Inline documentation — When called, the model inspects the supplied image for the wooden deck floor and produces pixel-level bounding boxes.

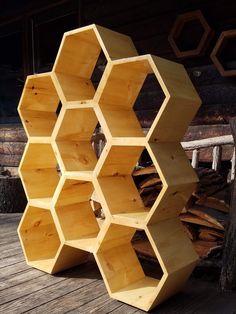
[1,214,236,314]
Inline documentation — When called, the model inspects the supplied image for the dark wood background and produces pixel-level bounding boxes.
[0,0,236,168]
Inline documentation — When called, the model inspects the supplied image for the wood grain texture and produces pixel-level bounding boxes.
[17,24,201,311]
[3,214,236,313]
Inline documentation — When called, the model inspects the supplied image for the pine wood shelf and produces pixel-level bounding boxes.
[52,106,99,172]
[18,204,88,274]
[53,175,100,253]
[52,24,138,105]
[18,24,201,311]
[18,73,60,138]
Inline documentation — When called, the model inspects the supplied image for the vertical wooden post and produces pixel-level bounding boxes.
[191,149,199,168]
[212,145,222,172]
[220,117,236,290]
[231,148,236,181]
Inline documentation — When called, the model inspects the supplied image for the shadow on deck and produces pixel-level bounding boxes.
[0,214,236,313]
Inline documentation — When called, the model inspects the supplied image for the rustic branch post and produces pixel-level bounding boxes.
[220,117,236,290]
[191,149,199,168]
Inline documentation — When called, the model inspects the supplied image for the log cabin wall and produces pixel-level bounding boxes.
[0,0,236,172]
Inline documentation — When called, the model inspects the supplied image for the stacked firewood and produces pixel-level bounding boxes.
[92,166,230,259]
[132,166,230,259]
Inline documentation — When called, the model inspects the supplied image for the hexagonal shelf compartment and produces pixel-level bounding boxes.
[168,10,213,58]
[19,143,60,204]
[18,204,88,274]
[52,105,106,173]
[146,142,199,224]
[94,144,163,227]
[94,222,198,311]
[53,175,101,252]
[95,54,200,141]
[18,72,61,137]
[52,24,137,104]
[211,29,236,77]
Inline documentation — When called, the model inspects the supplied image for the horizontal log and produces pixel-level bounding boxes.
[0,142,25,155]
[136,104,236,127]
[0,126,27,142]
[0,154,22,167]
[182,135,233,150]
[1,167,18,176]
[133,82,236,110]
[183,125,231,142]
[192,104,236,126]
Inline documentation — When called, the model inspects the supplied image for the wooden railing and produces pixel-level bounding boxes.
[92,132,235,180]
[181,135,235,180]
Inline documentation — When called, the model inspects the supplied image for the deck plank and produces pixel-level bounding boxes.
[1,214,236,313]
[67,294,122,314]
[25,279,105,314]
[0,268,44,291]
[0,262,99,313]
[0,261,31,279]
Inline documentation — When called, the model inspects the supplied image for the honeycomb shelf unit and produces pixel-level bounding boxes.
[211,29,236,77]
[18,24,201,311]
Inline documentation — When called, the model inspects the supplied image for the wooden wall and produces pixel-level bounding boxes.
[0,0,236,170]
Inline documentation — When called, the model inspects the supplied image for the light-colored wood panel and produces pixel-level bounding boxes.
[52,177,100,253]
[147,142,198,186]
[18,73,60,137]
[53,24,138,103]
[18,206,61,262]
[97,145,143,177]
[19,143,59,199]
[17,23,201,311]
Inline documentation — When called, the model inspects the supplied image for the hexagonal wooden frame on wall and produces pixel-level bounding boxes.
[211,29,236,77]
[168,10,213,58]
[17,24,201,311]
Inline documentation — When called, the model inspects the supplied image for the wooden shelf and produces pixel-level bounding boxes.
[168,10,213,58]
[94,144,156,227]
[94,223,162,311]
[95,56,157,138]
[19,142,60,199]
[95,220,199,311]
[18,205,61,270]
[52,24,137,104]
[112,277,159,310]
[211,29,236,77]
[66,233,98,253]
[28,198,53,209]
[53,176,100,253]
[17,24,202,311]
[18,73,60,137]
[52,106,100,172]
